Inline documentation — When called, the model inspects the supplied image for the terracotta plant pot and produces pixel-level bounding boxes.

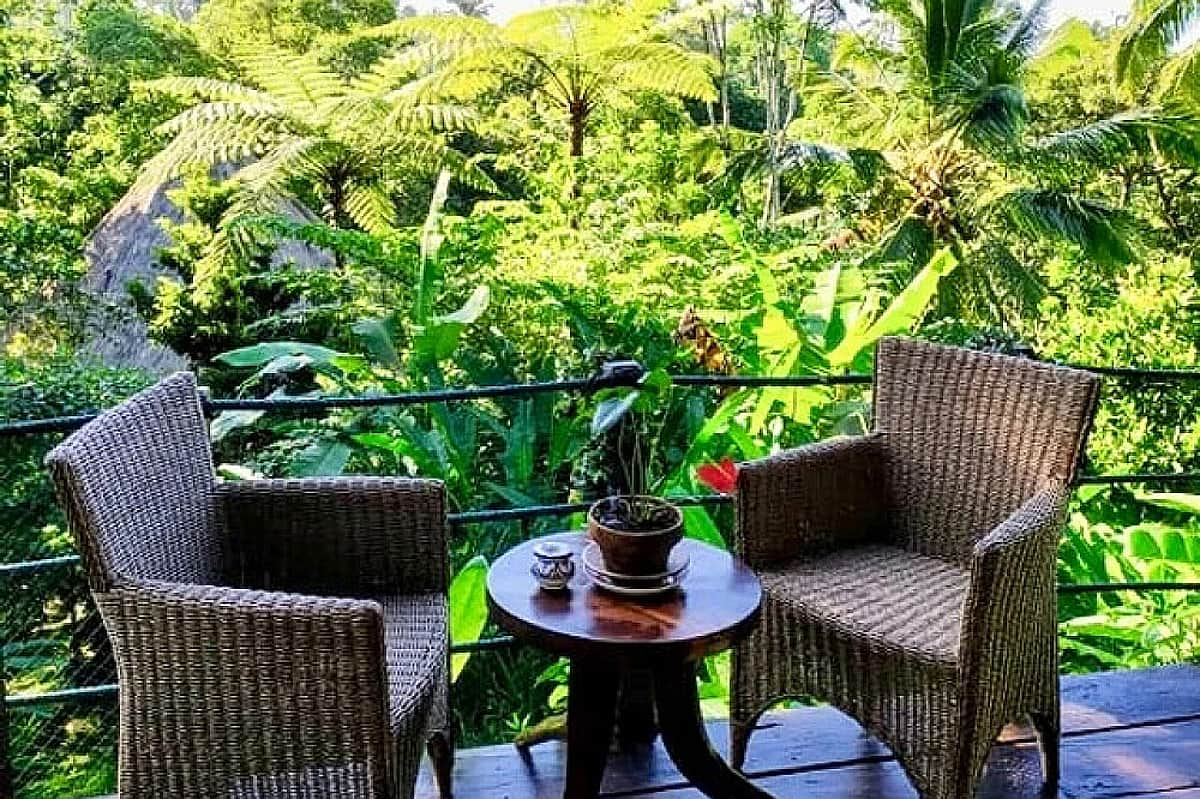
[587,495,683,577]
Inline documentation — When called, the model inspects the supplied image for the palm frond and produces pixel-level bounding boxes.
[133,120,275,189]
[1161,40,1200,103]
[877,214,936,267]
[942,50,1028,149]
[140,76,277,104]
[383,101,478,133]
[605,42,716,101]
[388,54,512,104]
[987,188,1137,266]
[344,181,396,235]
[1004,0,1051,57]
[1117,0,1200,87]
[232,45,345,114]
[439,149,499,194]
[1030,106,1200,169]
[950,72,1027,149]
[374,14,501,44]
[234,136,328,200]
[155,101,289,138]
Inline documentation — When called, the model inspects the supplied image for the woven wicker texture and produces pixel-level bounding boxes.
[45,373,453,799]
[731,337,1099,799]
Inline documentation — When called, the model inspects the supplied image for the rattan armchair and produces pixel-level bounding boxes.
[730,337,1100,799]
[46,373,453,799]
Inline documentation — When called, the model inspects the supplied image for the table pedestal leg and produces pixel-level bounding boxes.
[564,659,620,799]
[653,661,774,799]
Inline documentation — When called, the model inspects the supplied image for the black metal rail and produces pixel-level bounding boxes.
[7,359,1200,716]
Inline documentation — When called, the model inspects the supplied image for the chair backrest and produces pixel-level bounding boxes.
[872,337,1099,565]
[45,373,220,590]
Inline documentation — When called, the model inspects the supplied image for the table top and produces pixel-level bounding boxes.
[486,533,762,664]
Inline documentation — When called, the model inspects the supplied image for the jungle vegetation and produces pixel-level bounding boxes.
[4,0,1200,795]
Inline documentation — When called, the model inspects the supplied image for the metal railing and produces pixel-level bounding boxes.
[5,358,1200,796]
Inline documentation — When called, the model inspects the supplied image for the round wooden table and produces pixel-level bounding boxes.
[486,533,771,799]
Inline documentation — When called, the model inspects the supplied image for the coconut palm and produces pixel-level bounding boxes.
[772,0,1200,319]
[132,43,491,285]
[379,3,717,160]
[1117,0,1200,97]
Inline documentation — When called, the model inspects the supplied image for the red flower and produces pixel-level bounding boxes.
[696,457,739,494]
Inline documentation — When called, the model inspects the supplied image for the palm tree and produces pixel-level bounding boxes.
[132,43,491,286]
[1117,0,1200,96]
[381,3,717,161]
[773,0,1200,319]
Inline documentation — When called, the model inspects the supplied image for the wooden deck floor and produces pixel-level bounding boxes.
[414,666,1200,799]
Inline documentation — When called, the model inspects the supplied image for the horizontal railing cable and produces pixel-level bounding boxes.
[7,358,1200,438]
[10,570,1200,713]
[8,359,1200,720]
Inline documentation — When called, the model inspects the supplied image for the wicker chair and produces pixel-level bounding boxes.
[729,337,1100,799]
[46,373,454,799]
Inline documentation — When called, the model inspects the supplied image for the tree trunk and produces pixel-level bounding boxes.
[569,101,586,159]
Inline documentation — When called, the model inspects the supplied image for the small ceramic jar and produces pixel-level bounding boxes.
[531,540,575,591]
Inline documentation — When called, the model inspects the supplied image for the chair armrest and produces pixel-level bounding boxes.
[734,433,888,569]
[217,477,448,596]
[99,581,391,794]
[959,485,1068,694]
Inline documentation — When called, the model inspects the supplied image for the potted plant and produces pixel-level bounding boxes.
[587,363,683,576]
[588,494,683,576]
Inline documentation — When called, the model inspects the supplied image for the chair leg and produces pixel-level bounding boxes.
[427,730,453,798]
[728,718,754,771]
[728,646,766,772]
[1030,711,1060,790]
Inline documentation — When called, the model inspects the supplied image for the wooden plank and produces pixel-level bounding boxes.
[606,720,1200,798]
[413,666,1200,799]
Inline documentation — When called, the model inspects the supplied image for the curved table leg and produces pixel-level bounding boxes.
[564,658,620,799]
[653,661,775,799]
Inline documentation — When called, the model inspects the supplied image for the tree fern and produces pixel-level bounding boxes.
[125,35,489,285]
[377,4,717,162]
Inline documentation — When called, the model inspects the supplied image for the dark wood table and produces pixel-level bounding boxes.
[486,533,772,799]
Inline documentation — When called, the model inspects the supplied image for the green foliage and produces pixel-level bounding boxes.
[1059,489,1200,670]
[382,3,716,161]
[8,0,1200,786]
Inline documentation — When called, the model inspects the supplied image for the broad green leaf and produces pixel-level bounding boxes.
[801,260,842,323]
[485,481,540,507]
[639,367,672,394]
[216,463,263,481]
[1058,637,1128,667]
[353,432,407,453]
[449,555,489,681]
[216,341,357,368]
[681,505,725,548]
[756,306,797,357]
[435,285,491,326]
[755,262,781,305]
[290,440,351,477]
[210,409,264,442]
[413,321,467,363]
[413,286,491,363]
[352,317,403,370]
[1161,529,1191,562]
[591,392,639,436]
[1136,491,1200,515]
[827,247,957,366]
[1128,526,1163,559]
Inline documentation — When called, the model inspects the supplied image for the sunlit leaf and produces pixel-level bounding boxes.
[449,555,489,681]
